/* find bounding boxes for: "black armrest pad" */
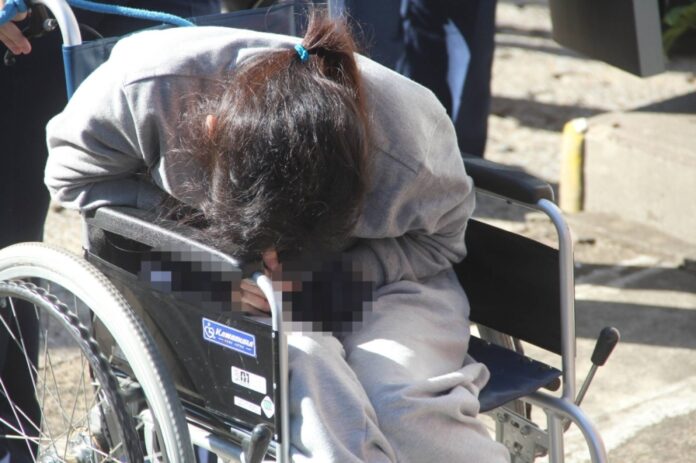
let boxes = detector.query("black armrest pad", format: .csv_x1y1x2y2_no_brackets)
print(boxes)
463,155,554,205
83,206,243,269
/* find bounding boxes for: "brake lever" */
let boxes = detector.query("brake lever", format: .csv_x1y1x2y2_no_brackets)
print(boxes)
563,326,620,431
3,3,57,66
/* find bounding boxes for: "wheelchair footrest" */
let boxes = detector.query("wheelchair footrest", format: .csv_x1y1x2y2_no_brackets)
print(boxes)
469,336,561,412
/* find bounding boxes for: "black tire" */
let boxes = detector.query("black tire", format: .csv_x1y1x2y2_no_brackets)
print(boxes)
0,243,195,462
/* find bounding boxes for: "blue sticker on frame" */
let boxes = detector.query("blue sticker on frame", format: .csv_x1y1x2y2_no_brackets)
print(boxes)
202,318,257,357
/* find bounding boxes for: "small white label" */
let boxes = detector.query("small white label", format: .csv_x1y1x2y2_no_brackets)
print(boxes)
232,366,267,395
261,396,275,418
234,396,261,415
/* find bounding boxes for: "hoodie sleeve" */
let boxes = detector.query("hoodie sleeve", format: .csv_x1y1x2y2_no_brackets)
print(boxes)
44,28,226,211
348,110,475,288
44,47,166,211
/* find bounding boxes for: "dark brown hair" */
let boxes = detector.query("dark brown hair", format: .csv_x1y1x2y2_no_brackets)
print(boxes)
177,12,370,261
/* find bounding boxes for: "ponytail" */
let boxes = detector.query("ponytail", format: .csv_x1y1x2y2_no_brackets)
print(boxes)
298,12,366,116
178,10,371,261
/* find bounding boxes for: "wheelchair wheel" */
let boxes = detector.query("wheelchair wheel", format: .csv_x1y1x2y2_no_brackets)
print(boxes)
0,279,141,461
0,243,195,462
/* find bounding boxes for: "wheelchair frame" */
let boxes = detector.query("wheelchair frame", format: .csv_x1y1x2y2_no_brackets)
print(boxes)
0,1,613,461
458,156,608,463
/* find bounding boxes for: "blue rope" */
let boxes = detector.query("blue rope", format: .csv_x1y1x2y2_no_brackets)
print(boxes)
0,0,28,26
67,0,195,27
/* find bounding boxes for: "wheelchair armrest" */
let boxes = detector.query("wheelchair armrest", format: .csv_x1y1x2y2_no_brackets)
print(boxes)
463,154,554,205
83,206,243,269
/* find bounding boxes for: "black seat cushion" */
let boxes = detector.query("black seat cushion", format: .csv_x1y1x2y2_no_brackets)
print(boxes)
469,336,561,412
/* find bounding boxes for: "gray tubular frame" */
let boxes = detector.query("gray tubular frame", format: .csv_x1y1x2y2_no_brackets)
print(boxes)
478,191,607,463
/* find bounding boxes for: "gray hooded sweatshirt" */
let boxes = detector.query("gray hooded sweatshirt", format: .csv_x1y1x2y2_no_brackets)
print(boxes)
45,26,474,289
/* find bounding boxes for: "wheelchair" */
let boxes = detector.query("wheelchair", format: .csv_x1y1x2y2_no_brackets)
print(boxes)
0,1,618,461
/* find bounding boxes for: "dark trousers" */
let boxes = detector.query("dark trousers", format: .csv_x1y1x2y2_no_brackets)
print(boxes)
397,0,497,157
0,1,220,457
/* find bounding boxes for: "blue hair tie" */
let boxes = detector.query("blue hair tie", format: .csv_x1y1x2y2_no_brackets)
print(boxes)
294,44,309,63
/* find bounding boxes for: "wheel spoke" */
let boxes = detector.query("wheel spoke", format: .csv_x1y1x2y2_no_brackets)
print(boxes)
0,380,42,436
63,354,88,461
0,305,36,374
40,313,84,458
37,319,63,458
0,431,41,444
45,339,70,426
144,450,165,463
81,355,96,455
0,299,59,452
44,383,112,460
0,377,37,461
91,445,123,462
0,297,74,427
7,297,40,396
102,439,125,462
49,383,108,451
0,415,38,442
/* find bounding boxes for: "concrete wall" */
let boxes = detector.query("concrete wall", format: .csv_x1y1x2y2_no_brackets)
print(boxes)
583,95,696,244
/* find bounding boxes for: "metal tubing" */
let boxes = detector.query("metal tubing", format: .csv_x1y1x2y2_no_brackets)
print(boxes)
537,198,577,401
255,274,290,463
575,364,598,407
527,392,607,463
34,0,82,45
547,413,565,463
188,424,244,462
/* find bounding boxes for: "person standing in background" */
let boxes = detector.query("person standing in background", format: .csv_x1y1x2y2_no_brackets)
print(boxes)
342,0,497,158
397,0,497,158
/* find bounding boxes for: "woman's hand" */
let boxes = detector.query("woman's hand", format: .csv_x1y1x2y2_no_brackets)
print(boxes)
239,249,280,314
0,1,31,55
240,278,271,313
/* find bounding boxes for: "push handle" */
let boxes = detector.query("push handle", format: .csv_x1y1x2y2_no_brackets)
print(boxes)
591,326,620,366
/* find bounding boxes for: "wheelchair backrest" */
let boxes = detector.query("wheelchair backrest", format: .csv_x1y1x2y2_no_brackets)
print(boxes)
455,219,563,355
66,2,303,93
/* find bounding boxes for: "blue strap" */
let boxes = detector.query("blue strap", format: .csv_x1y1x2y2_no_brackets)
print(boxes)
67,0,195,27
0,0,28,26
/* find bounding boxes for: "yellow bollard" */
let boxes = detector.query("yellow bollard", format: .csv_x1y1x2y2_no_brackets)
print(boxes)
559,118,588,213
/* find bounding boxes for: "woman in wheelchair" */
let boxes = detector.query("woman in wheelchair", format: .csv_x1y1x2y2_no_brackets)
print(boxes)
44,12,509,463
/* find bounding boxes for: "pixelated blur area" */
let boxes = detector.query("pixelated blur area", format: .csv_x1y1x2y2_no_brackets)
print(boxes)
138,246,244,312
277,254,375,335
